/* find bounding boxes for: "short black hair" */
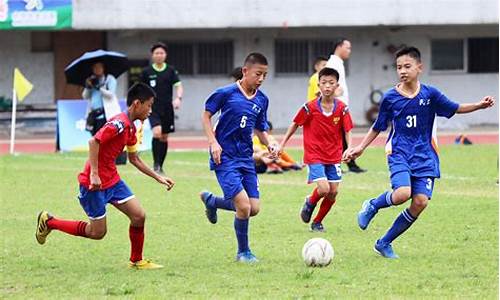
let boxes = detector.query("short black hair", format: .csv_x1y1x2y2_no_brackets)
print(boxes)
333,37,349,51
127,82,156,106
395,46,421,62
150,42,168,53
244,52,268,66
314,56,328,65
230,66,243,81
318,67,339,81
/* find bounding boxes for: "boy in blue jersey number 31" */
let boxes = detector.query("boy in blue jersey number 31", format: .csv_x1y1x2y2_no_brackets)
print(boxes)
200,53,279,263
344,46,495,259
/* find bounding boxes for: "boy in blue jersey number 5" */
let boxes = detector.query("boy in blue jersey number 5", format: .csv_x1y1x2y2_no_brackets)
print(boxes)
200,53,279,263
344,46,495,259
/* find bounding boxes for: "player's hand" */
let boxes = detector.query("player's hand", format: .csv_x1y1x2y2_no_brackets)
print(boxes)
210,141,223,165
89,172,102,191
478,96,495,109
343,146,363,162
173,97,182,110
157,176,175,191
267,142,280,159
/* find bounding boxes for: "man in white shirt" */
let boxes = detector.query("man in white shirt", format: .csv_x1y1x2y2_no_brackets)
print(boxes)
326,38,366,173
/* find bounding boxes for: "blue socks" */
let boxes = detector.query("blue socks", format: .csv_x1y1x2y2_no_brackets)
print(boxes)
370,191,393,210
207,194,235,211
234,217,249,254
380,208,416,244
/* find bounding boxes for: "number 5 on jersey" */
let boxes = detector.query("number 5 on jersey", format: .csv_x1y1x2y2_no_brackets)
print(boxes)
240,115,247,128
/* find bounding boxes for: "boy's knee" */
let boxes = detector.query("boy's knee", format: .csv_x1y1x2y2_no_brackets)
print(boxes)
130,211,146,227
326,190,338,200
236,204,251,218
412,196,428,211
88,228,107,240
392,187,411,204
317,184,330,196
250,206,260,217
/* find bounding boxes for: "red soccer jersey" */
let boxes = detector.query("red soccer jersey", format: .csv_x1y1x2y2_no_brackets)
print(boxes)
78,113,137,189
293,98,353,164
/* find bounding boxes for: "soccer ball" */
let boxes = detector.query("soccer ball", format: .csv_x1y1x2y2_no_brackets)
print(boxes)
302,238,334,267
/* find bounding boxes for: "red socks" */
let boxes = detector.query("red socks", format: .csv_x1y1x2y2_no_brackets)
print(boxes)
47,218,88,237
129,226,144,263
313,198,336,223
308,188,323,205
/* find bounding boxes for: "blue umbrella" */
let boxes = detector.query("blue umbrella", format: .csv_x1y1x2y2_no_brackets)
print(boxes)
64,49,129,86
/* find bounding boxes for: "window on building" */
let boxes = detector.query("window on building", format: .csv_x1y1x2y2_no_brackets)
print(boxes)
468,37,499,73
167,41,233,76
275,39,340,74
275,40,309,74
431,39,464,71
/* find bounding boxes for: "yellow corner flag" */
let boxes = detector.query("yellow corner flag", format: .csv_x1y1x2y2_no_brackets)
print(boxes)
13,68,33,102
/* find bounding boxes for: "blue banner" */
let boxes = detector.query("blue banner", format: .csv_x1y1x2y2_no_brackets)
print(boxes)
57,99,152,152
0,0,72,30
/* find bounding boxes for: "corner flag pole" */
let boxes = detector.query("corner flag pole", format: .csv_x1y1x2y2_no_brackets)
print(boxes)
9,88,17,154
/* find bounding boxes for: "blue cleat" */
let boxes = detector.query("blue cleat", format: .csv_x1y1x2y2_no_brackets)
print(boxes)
199,191,217,224
310,222,325,232
235,251,259,263
300,196,316,223
357,199,378,230
373,239,399,259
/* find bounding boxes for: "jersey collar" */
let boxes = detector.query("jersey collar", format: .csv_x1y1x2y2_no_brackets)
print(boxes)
396,81,421,99
317,97,336,117
152,63,167,72
236,81,258,100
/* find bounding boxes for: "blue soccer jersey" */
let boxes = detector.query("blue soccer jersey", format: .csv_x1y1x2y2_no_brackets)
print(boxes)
205,82,269,170
372,83,459,178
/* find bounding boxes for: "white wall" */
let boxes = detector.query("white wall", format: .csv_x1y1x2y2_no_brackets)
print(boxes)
108,25,499,130
73,0,498,29
0,31,54,105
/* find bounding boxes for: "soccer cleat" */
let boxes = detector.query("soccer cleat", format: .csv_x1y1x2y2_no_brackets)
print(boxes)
357,199,378,230
36,211,53,245
300,196,316,223
373,240,399,259
129,259,164,270
199,191,217,224
310,222,325,232
235,251,259,263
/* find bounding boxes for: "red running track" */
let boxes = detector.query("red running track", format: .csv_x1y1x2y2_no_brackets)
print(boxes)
0,133,497,155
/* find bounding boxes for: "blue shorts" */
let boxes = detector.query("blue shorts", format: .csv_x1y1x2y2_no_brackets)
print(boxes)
215,166,259,201
78,180,135,220
391,171,435,199
308,163,342,184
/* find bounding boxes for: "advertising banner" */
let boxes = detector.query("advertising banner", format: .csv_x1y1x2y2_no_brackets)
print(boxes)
0,0,72,30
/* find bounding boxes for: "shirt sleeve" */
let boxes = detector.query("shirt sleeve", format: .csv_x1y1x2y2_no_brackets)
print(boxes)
94,119,125,144
140,69,148,83
342,105,354,132
372,97,391,132
293,103,311,126
205,88,226,115
126,122,143,153
255,97,269,132
172,68,181,85
431,86,460,118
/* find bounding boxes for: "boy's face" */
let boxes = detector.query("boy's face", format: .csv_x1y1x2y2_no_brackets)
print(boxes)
132,98,154,121
314,60,327,73
318,75,338,97
242,63,268,90
152,48,167,64
396,55,422,83
92,62,104,76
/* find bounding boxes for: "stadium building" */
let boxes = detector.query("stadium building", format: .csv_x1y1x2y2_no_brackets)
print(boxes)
1,0,498,130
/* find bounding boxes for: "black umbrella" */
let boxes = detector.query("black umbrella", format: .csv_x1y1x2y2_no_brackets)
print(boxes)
64,49,129,86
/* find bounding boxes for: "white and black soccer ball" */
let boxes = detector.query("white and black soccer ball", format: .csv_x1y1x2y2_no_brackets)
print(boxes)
302,238,334,267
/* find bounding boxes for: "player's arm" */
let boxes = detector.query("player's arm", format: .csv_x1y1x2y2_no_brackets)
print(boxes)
173,82,183,109
255,130,279,158
279,123,299,151
456,96,495,114
201,110,223,165
128,151,174,191
343,128,380,162
88,137,101,191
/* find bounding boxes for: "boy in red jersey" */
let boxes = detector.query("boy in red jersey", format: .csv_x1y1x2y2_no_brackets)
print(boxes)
280,68,353,232
35,83,175,269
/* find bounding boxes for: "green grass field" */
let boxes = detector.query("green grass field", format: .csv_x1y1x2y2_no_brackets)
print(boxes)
1,145,498,299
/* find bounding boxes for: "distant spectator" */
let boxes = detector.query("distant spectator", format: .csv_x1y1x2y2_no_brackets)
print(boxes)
307,56,328,101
